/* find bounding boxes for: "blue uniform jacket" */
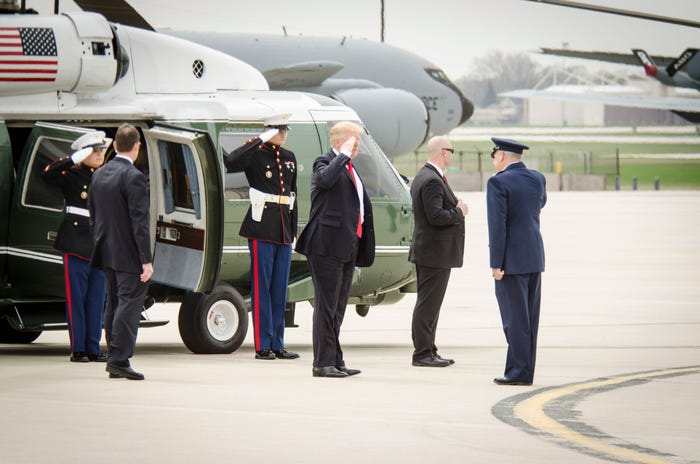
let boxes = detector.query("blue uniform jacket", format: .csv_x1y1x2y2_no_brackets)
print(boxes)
486,162,546,274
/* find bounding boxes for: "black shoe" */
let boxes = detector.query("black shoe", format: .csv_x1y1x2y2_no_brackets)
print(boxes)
70,352,89,363
87,353,108,362
412,356,450,367
312,366,348,378
106,363,145,380
435,354,455,365
493,377,532,386
337,366,361,376
255,349,276,360
272,349,299,359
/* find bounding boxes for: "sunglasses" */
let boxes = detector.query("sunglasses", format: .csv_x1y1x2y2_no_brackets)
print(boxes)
442,147,454,154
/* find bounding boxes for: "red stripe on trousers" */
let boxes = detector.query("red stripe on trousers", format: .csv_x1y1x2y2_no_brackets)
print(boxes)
63,254,75,351
252,240,261,351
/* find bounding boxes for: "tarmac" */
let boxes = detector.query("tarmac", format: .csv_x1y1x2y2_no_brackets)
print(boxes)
1,191,698,464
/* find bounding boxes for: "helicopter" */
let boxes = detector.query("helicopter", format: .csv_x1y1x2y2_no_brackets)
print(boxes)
0,7,416,353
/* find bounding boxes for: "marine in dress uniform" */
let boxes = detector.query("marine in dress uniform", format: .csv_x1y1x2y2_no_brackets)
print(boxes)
486,137,546,386
41,131,110,363
223,114,299,360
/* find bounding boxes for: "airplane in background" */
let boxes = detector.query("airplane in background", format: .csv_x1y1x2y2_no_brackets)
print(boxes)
511,0,700,122
71,0,474,158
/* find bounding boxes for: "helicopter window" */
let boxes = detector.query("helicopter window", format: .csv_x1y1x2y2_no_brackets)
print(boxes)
24,136,72,211
219,131,254,201
323,122,405,199
157,140,200,219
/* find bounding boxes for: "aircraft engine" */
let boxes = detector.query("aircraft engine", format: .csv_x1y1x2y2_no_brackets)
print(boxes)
332,88,428,158
0,12,121,96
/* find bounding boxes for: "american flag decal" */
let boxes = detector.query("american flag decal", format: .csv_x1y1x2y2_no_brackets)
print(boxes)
0,27,58,82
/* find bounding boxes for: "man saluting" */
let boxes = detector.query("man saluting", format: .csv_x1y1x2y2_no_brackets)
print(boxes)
223,114,299,361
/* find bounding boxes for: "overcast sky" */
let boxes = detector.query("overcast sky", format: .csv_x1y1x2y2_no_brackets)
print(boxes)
33,0,700,79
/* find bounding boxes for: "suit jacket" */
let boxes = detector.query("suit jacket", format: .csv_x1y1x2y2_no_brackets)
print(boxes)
223,137,297,244
41,156,97,260
486,161,546,275
295,149,375,267
89,156,152,274
408,163,465,269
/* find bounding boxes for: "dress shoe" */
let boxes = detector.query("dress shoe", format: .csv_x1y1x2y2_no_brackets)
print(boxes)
272,349,299,359
255,349,276,360
87,353,108,362
412,356,450,367
435,354,455,365
70,352,89,363
106,363,145,380
312,366,348,378
337,366,361,376
493,377,532,386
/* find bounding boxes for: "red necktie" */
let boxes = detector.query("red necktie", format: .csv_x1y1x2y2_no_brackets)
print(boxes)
443,174,448,184
347,161,362,238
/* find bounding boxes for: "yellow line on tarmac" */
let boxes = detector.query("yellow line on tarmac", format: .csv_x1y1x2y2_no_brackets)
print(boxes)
513,366,700,464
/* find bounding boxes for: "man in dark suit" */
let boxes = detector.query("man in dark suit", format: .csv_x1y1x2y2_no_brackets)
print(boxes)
409,136,468,367
487,137,546,386
296,121,375,378
89,123,153,381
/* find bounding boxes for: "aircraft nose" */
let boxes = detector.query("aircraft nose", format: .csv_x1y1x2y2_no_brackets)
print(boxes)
457,90,474,125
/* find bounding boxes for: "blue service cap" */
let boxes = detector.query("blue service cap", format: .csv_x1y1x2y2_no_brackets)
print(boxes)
491,137,529,155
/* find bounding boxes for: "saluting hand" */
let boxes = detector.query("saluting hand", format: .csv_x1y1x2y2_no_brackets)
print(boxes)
259,128,280,143
340,136,358,159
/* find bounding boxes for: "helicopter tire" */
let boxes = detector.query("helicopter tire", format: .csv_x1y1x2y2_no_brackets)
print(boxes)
178,283,248,354
0,318,42,344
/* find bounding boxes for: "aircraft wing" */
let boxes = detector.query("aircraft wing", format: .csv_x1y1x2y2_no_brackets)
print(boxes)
501,88,700,116
539,48,675,68
262,61,345,90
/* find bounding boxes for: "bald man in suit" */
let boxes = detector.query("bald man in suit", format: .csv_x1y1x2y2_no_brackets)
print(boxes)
409,136,468,367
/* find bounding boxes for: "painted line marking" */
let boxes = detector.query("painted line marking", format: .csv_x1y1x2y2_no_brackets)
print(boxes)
493,366,700,464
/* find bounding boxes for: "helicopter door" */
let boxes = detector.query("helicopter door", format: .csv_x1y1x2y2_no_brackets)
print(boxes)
143,126,223,293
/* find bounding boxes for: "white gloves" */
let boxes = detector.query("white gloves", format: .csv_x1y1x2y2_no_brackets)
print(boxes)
340,136,356,156
259,128,280,143
71,148,91,165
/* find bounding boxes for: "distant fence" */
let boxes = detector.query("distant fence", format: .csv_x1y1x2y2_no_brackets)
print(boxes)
392,149,638,191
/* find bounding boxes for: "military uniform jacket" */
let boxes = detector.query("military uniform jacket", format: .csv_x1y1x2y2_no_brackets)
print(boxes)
41,157,97,260
224,137,298,244
486,162,546,274
409,163,465,269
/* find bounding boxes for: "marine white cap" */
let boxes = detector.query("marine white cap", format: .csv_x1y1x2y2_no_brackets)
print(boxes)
70,131,109,161
263,113,291,129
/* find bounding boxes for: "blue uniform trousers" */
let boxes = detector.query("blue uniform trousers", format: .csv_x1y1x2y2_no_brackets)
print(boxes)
63,254,106,355
495,273,541,383
248,239,292,352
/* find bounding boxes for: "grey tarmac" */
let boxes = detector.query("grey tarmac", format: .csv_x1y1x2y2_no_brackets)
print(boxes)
1,191,698,464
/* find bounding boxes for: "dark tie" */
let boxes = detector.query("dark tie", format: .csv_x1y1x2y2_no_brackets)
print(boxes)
347,161,362,238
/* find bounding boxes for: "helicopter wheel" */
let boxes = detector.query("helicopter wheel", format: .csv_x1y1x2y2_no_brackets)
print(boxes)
178,283,248,354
